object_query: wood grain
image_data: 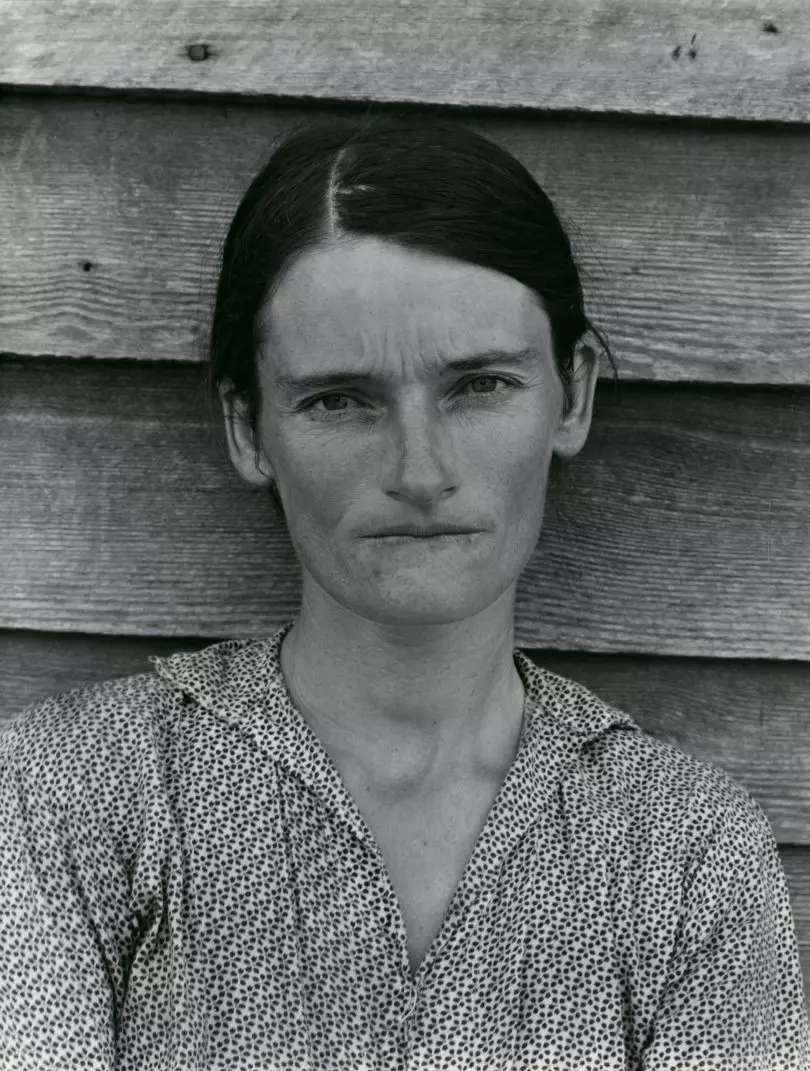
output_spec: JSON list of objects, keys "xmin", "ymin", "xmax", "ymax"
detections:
[
  {"xmin": 2, "ymin": 357, "xmax": 810, "ymax": 660},
  {"xmin": 1, "ymin": 95, "xmax": 810, "ymax": 384},
  {"xmin": 2, "ymin": 629, "xmax": 809, "ymax": 992},
  {"xmin": 0, "ymin": 0, "xmax": 808, "ymax": 123}
]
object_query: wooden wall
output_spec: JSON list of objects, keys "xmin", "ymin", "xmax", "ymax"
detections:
[{"xmin": 1, "ymin": 0, "xmax": 809, "ymax": 999}]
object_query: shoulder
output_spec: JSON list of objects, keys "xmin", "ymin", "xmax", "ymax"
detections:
[
  {"xmin": 525, "ymin": 657, "xmax": 765, "ymax": 853},
  {"xmin": 542, "ymin": 667, "xmax": 780, "ymax": 932},
  {"xmin": 2, "ymin": 668, "xmax": 175, "ymax": 814}
]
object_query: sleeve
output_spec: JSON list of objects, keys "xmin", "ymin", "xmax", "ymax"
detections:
[
  {"xmin": 640, "ymin": 787, "xmax": 810, "ymax": 1071},
  {"xmin": 0, "ymin": 712, "xmax": 122, "ymax": 1069}
]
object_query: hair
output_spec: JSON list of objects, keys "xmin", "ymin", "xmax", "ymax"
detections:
[{"xmin": 205, "ymin": 109, "xmax": 618, "ymax": 524}]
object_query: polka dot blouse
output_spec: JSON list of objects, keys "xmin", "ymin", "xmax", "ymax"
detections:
[{"xmin": 1, "ymin": 620, "xmax": 808, "ymax": 1070}]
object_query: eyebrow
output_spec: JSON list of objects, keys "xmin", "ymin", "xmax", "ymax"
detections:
[{"xmin": 273, "ymin": 348, "xmax": 542, "ymax": 394}]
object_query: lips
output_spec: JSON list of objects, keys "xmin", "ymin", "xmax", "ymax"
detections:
[
  {"xmin": 375, "ymin": 533, "xmax": 467, "ymax": 538},
  {"xmin": 369, "ymin": 526, "xmax": 478, "ymax": 538},
  {"xmin": 368, "ymin": 530, "xmax": 481, "ymax": 541}
]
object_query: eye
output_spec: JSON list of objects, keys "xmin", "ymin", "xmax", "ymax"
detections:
[
  {"xmin": 300, "ymin": 375, "xmax": 517, "ymax": 419},
  {"xmin": 460, "ymin": 374, "xmax": 514, "ymax": 396}
]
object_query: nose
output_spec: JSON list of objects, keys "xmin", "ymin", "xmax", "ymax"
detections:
[{"xmin": 380, "ymin": 400, "xmax": 458, "ymax": 505}]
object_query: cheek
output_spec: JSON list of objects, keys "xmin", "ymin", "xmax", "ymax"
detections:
[
  {"xmin": 491, "ymin": 439, "xmax": 556, "ymax": 547},
  {"xmin": 489, "ymin": 426, "xmax": 555, "ymax": 495},
  {"xmin": 271, "ymin": 433, "xmax": 349, "ymax": 514},
  {"xmin": 285, "ymin": 474, "xmax": 347, "ymax": 531}
]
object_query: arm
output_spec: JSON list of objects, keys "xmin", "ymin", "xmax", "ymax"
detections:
[
  {"xmin": 641, "ymin": 788, "xmax": 810, "ymax": 1071},
  {"xmin": 0, "ymin": 711, "xmax": 123, "ymax": 1069}
]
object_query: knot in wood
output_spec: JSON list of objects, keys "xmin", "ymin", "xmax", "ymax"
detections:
[{"xmin": 187, "ymin": 43, "xmax": 211, "ymax": 62}]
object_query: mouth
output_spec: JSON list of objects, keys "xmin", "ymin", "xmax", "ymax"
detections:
[{"xmin": 368, "ymin": 531, "xmax": 481, "ymax": 542}]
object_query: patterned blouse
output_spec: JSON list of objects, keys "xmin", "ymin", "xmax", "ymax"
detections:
[{"xmin": 1, "ymin": 620, "xmax": 808, "ymax": 1071}]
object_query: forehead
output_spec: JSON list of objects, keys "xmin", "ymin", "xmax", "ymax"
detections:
[{"xmin": 257, "ymin": 237, "xmax": 551, "ymax": 364}]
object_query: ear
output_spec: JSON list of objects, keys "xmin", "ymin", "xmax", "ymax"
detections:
[
  {"xmin": 552, "ymin": 342, "xmax": 600, "ymax": 461},
  {"xmin": 218, "ymin": 379, "xmax": 275, "ymax": 488}
]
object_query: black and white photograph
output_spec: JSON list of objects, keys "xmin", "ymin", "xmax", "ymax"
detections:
[{"xmin": 1, "ymin": 3, "xmax": 809, "ymax": 1068}]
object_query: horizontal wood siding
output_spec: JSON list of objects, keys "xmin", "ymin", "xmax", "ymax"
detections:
[
  {"xmin": 2, "ymin": 96, "xmax": 810, "ymax": 385},
  {"xmin": 1, "ymin": 0, "xmax": 808, "ymax": 122}
]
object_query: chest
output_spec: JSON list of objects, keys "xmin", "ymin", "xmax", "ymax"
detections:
[{"xmin": 354, "ymin": 782, "xmax": 501, "ymax": 976}]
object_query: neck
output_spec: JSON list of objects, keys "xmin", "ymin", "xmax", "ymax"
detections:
[{"xmin": 279, "ymin": 592, "xmax": 526, "ymax": 799}]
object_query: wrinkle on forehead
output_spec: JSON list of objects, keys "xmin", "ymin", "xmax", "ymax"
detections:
[{"xmin": 259, "ymin": 238, "xmax": 552, "ymax": 380}]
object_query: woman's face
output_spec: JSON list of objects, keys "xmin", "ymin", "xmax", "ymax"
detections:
[{"xmin": 224, "ymin": 236, "xmax": 597, "ymax": 627}]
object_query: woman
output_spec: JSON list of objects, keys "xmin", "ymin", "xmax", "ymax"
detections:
[{"xmin": 1, "ymin": 113, "xmax": 808, "ymax": 1071}]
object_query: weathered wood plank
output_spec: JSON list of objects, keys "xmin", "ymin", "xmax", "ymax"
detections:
[
  {"xmin": 2, "ymin": 358, "xmax": 810, "ymax": 660},
  {"xmin": 1, "ymin": 96, "xmax": 810, "ymax": 384},
  {"xmin": 3, "ymin": 633, "xmax": 809, "ymax": 842},
  {"xmin": 0, "ymin": 0, "xmax": 808, "ymax": 123}
]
